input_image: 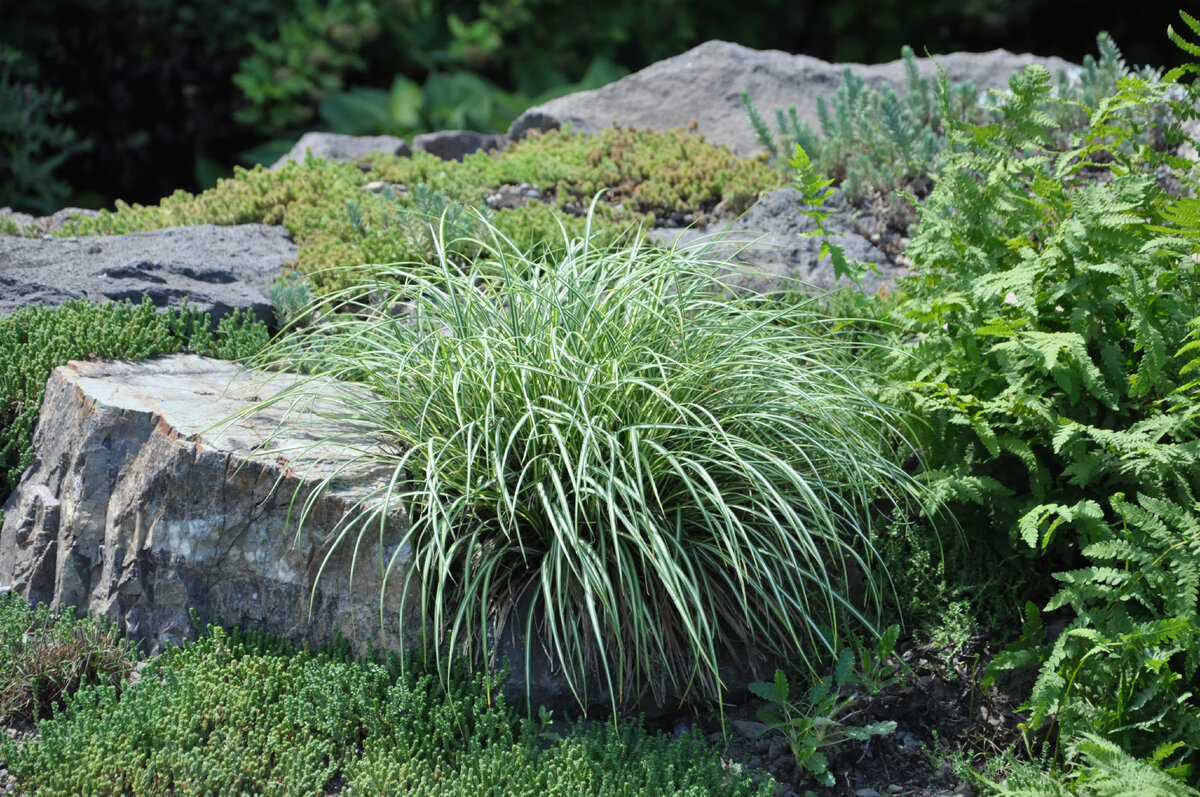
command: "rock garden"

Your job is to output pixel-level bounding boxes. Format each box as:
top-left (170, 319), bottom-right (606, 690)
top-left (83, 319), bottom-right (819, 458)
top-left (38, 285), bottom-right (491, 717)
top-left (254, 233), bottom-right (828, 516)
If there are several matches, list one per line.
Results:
top-left (1, 14), bottom-right (1200, 796)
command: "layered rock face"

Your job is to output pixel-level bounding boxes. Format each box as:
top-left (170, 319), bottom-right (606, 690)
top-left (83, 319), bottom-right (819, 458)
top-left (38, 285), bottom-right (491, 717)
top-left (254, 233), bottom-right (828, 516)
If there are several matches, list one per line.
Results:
top-left (0, 224), bottom-right (296, 324)
top-left (0, 355), bottom-right (414, 657)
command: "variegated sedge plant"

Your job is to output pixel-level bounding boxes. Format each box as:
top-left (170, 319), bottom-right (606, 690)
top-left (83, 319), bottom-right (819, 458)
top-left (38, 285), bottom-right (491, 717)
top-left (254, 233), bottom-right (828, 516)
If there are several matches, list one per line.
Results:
top-left (238, 199), bottom-right (929, 714)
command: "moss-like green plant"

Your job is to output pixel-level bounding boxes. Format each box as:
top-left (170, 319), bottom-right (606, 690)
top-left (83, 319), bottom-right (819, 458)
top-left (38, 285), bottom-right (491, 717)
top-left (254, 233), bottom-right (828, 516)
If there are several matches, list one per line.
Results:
top-left (367, 125), bottom-right (782, 223)
top-left (0, 592), bottom-right (138, 724)
top-left (56, 127), bottom-right (782, 297)
top-left (0, 214), bottom-right (23, 235)
top-left (241, 206), bottom-right (925, 712)
top-left (2, 622), bottom-right (773, 796)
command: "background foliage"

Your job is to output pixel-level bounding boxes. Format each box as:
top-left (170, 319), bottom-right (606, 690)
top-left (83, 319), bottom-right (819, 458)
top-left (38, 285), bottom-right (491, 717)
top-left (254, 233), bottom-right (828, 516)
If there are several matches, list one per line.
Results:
top-left (0, 0), bottom-right (1187, 212)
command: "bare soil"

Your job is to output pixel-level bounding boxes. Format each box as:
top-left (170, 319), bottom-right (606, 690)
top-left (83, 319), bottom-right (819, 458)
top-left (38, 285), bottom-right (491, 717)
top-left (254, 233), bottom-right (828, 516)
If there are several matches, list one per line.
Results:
top-left (688, 633), bottom-right (1024, 797)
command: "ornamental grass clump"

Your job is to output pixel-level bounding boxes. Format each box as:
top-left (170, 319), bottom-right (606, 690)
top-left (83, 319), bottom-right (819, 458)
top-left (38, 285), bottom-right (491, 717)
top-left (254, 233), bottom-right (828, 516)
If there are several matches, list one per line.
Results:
top-left (252, 211), bottom-right (923, 710)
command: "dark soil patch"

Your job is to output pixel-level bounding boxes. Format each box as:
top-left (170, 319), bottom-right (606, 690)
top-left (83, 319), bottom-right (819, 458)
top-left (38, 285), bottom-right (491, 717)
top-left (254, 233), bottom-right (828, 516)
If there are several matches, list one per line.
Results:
top-left (678, 633), bottom-right (1025, 797)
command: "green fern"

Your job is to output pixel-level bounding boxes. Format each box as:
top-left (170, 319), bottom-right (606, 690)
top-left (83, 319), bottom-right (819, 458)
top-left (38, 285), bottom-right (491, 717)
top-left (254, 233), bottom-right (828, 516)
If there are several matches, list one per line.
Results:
top-left (1071, 733), bottom-right (1199, 796)
top-left (887, 10), bottom-right (1200, 770)
top-left (1167, 11), bottom-right (1200, 79)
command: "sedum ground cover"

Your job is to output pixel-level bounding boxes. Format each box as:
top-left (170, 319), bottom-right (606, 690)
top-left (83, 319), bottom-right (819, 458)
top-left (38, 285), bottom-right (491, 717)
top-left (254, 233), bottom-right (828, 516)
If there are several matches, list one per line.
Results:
top-left (0, 594), bottom-right (772, 796)
top-left (38, 126), bottom-right (786, 296)
top-left (3, 12), bottom-right (1200, 795)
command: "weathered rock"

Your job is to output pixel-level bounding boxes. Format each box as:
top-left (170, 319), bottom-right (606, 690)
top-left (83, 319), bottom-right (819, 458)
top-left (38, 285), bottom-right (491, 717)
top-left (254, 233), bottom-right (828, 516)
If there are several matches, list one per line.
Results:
top-left (413, 130), bottom-right (505, 161)
top-left (649, 187), bottom-right (903, 295)
top-left (0, 223), bottom-right (295, 324)
top-left (509, 40), bottom-right (1079, 155)
top-left (271, 132), bottom-right (412, 169)
top-left (0, 355), bottom-right (415, 658)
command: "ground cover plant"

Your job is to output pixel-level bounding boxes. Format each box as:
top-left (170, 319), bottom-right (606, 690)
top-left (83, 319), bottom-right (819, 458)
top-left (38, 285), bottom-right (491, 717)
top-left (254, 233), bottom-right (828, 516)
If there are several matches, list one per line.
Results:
top-left (1, 613), bottom-right (774, 796)
top-left (29, 126), bottom-right (783, 296)
top-left (243, 208), bottom-right (926, 714)
top-left (0, 591), bottom-right (137, 726)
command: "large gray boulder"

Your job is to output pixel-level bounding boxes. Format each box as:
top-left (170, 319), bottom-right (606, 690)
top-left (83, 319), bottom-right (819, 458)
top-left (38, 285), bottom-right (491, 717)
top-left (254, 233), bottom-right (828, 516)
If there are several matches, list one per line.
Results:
top-left (0, 223), bottom-right (295, 324)
top-left (272, 132), bottom-right (412, 169)
top-left (508, 40), bottom-right (1079, 155)
top-left (0, 355), bottom-right (416, 659)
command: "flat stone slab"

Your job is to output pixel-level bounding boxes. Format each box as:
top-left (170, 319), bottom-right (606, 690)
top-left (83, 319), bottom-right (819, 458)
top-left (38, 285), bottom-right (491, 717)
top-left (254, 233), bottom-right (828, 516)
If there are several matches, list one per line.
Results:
top-left (0, 355), bottom-right (414, 658)
top-left (509, 40), bottom-right (1079, 155)
top-left (0, 223), bottom-right (296, 324)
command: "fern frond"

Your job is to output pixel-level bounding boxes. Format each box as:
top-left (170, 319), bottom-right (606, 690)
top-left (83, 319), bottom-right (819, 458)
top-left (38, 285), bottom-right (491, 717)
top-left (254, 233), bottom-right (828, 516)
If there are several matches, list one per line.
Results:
top-left (1073, 732), bottom-right (1200, 797)
top-left (1167, 11), bottom-right (1200, 59)
top-left (1018, 500), bottom-right (1104, 550)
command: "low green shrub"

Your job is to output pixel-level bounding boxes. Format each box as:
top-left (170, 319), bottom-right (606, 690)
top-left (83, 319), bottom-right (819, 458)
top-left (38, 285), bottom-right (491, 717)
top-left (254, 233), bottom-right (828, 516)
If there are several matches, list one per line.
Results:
top-left (57, 127), bottom-right (783, 296)
top-left (874, 14), bottom-right (1200, 780)
top-left (0, 298), bottom-right (268, 502)
top-left (0, 592), bottom-right (138, 724)
top-left (2, 622), bottom-right (773, 796)
top-left (245, 206), bottom-right (924, 711)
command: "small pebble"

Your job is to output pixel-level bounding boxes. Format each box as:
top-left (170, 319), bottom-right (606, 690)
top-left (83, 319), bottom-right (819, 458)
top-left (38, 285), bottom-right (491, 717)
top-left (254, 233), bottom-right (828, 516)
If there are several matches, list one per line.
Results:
top-left (855, 789), bottom-right (881, 797)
